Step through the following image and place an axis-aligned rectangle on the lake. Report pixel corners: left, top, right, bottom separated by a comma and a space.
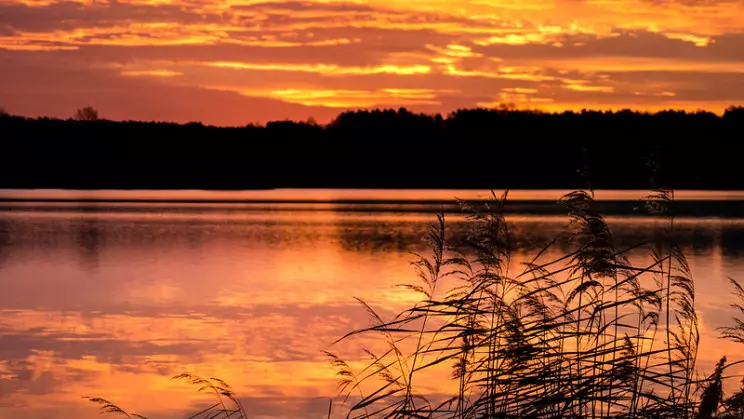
0, 189, 743, 418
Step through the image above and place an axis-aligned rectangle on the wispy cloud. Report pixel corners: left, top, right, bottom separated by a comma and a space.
205, 61, 431, 76
120, 69, 183, 77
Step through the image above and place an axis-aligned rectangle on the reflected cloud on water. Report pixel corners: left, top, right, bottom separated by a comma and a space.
0, 202, 743, 417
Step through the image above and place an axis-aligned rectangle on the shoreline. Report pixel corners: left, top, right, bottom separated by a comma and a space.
0, 199, 743, 217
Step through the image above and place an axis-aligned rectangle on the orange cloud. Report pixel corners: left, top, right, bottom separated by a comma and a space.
561, 79, 615, 93
0, 0, 742, 123
205, 86, 457, 107
121, 69, 183, 77
205, 61, 432, 76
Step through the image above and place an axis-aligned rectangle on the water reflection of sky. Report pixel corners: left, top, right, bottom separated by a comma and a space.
0, 201, 743, 418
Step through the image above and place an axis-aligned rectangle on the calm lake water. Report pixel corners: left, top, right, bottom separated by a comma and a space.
0, 189, 743, 418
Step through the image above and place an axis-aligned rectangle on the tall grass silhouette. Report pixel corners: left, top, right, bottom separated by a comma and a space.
87, 188, 744, 418
86, 374, 247, 419
326, 188, 744, 418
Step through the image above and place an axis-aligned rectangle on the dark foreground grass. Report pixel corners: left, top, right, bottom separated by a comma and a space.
86, 374, 251, 419
89, 188, 744, 419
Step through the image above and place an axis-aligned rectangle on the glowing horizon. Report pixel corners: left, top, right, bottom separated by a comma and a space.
0, 0, 743, 125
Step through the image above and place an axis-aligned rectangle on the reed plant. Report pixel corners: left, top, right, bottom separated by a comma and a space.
88, 188, 744, 419
86, 374, 247, 419
326, 188, 744, 419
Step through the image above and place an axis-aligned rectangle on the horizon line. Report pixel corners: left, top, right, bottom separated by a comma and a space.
2, 105, 742, 129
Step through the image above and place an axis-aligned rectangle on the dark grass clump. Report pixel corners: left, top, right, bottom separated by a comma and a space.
326, 189, 744, 419
87, 374, 247, 419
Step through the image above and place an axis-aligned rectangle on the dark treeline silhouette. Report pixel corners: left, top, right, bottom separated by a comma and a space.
1, 106, 743, 190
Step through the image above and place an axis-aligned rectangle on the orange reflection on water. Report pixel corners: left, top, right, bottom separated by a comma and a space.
0, 195, 742, 418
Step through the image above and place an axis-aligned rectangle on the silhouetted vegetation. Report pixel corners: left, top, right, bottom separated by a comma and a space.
326, 188, 744, 418
1, 107, 744, 189
85, 187, 744, 418
74, 106, 99, 121
86, 373, 252, 419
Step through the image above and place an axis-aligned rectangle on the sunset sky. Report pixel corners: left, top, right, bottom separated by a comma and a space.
1, 0, 743, 125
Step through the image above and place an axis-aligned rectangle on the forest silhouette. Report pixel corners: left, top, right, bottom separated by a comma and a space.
1, 106, 743, 190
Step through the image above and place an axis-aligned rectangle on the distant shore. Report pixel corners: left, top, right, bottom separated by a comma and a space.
3, 107, 744, 191
1, 197, 743, 217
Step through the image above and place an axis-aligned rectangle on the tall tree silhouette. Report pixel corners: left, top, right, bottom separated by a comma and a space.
74, 106, 99, 121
